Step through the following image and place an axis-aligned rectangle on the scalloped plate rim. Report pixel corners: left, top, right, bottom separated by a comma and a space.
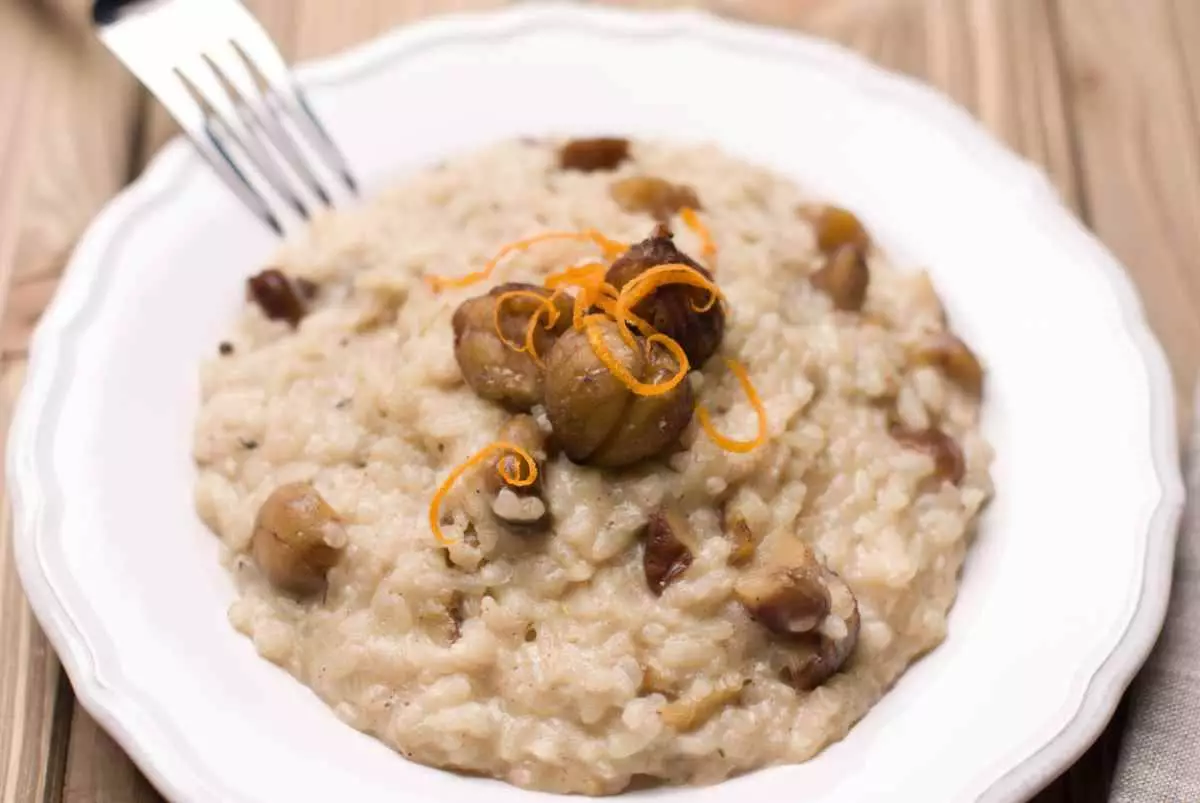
6, 5, 1185, 802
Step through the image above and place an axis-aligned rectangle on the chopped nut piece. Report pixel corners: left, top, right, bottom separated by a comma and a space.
889, 424, 966, 487
611, 176, 701, 221
724, 510, 758, 566
735, 545, 830, 635
558, 137, 631, 172
485, 415, 550, 529
800, 204, 870, 254
641, 663, 674, 696
913, 332, 985, 396
660, 675, 746, 731
642, 507, 694, 595
247, 268, 309, 327
736, 538, 859, 689
811, 244, 869, 312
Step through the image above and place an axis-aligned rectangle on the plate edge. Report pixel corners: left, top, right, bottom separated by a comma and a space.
5, 5, 1185, 802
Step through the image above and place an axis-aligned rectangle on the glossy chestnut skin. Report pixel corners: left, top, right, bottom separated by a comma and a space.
735, 538, 860, 690
452, 283, 573, 411
604, 225, 724, 368
252, 482, 346, 597
642, 507, 694, 595
542, 319, 694, 468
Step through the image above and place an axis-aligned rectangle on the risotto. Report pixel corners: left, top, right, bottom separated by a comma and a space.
193, 139, 993, 795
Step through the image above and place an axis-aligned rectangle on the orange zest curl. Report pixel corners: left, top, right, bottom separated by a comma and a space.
493, 289, 554, 351
680, 207, 717, 264
521, 288, 567, 363
592, 293, 658, 338
698, 360, 768, 453
428, 441, 539, 545
426, 230, 627, 293
492, 288, 564, 365
613, 264, 723, 345
583, 314, 689, 397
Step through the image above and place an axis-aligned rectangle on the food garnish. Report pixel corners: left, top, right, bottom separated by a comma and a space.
697, 360, 768, 453
679, 206, 717, 264
426, 230, 626, 293
429, 441, 539, 544
434, 214, 769, 541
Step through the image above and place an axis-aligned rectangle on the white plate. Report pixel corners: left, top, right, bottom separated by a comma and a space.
7, 4, 1184, 802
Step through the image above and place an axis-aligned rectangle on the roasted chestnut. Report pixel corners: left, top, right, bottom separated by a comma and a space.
604, 225, 724, 367
252, 482, 346, 596
452, 283, 573, 411
543, 319, 693, 468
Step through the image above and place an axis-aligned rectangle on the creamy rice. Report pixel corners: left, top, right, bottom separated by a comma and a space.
193, 140, 993, 794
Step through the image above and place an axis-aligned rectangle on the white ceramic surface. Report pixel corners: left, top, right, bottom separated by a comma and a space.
7, 5, 1184, 802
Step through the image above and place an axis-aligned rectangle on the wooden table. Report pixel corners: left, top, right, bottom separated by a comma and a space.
1, 0, 1195, 800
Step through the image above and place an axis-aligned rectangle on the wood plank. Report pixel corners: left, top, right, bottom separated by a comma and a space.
61, 710, 160, 803
0, 3, 143, 803
0, 362, 68, 803
1, 5, 144, 362
290, 0, 505, 57
1055, 0, 1200, 432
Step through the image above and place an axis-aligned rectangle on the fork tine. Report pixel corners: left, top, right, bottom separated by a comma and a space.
175, 61, 311, 220
205, 43, 334, 207
228, 34, 359, 195
94, 0, 356, 236
148, 70, 284, 234
290, 86, 359, 195
217, 2, 358, 194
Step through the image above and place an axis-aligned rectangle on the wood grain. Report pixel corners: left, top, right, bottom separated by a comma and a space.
0, 3, 143, 803
2, 0, 1198, 801
1056, 0, 1200, 431
0, 362, 67, 803
62, 708, 159, 803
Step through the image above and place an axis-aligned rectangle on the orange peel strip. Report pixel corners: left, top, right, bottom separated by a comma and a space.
426, 231, 626, 292
680, 207, 717, 264
429, 441, 539, 545
616, 264, 722, 317
613, 264, 723, 346
545, 262, 607, 290
583, 314, 689, 397
492, 289, 555, 354
697, 360, 768, 453
592, 294, 658, 338
520, 288, 567, 364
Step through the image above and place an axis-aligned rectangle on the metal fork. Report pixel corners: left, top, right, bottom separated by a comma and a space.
93, 0, 357, 235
